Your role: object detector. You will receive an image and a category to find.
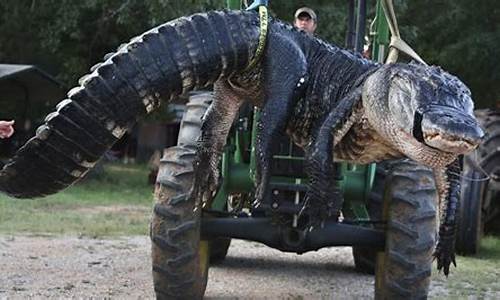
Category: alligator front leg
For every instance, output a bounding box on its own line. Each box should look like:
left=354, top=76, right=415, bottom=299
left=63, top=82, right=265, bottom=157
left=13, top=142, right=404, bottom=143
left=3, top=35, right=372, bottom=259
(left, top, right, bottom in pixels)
left=305, top=87, right=364, bottom=224
left=192, top=81, right=244, bottom=204
left=433, top=157, right=462, bottom=276
left=254, top=35, right=307, bottom=205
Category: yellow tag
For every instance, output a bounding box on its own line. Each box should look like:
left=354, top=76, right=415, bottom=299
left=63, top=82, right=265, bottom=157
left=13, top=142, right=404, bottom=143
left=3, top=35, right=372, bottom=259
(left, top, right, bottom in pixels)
left=245, top=5, right=268, bottom=71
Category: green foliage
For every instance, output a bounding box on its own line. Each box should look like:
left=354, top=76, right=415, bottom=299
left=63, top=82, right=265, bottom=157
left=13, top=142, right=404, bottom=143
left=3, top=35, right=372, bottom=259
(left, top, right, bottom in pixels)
left=0, top=0, right=498, bottom=107
left=398, top=0, right=500, bottom=108
left=0, top=0, right=224, bottom=86
left=269, top=0, right=349, bottom=45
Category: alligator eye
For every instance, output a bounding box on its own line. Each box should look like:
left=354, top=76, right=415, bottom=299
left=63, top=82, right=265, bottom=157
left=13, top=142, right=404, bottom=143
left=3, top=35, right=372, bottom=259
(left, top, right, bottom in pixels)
left=413, top=110, right=425, bottom=143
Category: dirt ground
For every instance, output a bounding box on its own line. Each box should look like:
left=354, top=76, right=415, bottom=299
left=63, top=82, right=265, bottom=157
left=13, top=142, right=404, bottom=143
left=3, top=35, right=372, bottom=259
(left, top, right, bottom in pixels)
left=0, top=235, right=451, bottom=299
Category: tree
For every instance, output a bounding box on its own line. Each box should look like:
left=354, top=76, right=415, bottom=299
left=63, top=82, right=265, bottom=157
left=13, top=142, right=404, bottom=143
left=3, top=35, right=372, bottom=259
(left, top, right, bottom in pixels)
left=0, top=0, right=497, bottom=108
left=406, top=0, right=499, bottom=108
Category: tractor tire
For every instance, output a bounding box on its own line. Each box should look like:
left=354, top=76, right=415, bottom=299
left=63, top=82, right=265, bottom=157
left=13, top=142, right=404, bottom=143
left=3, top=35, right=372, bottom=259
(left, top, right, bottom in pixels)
left=150, top=92, right=232, bottom=298
left=456, top=108, right=500, bottom=254
left=151, top=145, right=209, bottom=299
left=475, top=109, right=500, bottom=159
left=352, top=246, right=377, bottom=275
left=177, top=92, right=232, bottom=263
left=375, top=159, right=437, bottom=300
left=455, top=168, right=484, bottom=255
left=352, top=163, right=388, bottom=274
left=177, top=92, right=212, bottom=146
left=208, top=237, right=232, bottom=264
left=475, top=109, right=500, bottom=234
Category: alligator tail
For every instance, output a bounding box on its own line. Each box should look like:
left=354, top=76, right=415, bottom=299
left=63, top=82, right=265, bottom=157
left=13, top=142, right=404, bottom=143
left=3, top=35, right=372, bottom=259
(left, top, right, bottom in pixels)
left=0, top=10, right=259, bottom=198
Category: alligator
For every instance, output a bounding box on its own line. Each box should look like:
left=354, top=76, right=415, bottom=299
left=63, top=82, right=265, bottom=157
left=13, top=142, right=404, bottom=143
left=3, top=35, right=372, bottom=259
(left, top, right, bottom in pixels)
left=0, top=10, right=483, bottom=276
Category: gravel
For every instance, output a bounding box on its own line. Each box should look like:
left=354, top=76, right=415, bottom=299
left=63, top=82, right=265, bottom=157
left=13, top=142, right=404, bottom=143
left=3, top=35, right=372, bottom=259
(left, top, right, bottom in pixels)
left=0, top=235, right=450, bottom=299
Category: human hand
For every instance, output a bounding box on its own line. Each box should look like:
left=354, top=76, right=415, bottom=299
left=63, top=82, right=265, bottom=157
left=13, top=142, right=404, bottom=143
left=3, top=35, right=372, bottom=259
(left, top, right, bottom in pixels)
left=0, top=120, right=15, bottom=138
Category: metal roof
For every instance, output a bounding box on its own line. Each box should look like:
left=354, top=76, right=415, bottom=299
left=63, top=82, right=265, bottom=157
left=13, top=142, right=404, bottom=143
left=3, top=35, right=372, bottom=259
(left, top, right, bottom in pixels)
left=0, top=64, right=33, bottom=79
left=0, top=64, right=63, bottom=87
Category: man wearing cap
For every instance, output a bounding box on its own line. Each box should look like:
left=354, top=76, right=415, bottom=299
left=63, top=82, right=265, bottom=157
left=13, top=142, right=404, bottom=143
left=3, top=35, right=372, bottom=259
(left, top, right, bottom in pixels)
left=294, top=7, right=317, bottom=35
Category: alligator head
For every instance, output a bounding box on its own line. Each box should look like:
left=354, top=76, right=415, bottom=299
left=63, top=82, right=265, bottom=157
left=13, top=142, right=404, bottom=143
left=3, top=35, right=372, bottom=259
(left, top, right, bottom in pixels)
left=363, top=63, right=484, bottom=168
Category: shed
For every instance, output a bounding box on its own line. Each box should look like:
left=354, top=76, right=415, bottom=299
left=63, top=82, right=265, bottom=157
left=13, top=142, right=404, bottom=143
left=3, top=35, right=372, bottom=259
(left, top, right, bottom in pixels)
left=0, top=64, right=65, bottom=155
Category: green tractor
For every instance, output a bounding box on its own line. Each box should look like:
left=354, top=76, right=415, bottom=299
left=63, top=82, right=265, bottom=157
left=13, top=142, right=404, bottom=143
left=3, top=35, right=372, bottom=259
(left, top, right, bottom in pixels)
left=150, top=1, right=437, bottom=299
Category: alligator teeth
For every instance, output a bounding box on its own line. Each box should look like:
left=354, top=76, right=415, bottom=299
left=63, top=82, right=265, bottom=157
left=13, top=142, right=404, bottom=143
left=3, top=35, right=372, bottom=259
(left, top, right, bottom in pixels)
left=424, top=132, right=476, bottom=154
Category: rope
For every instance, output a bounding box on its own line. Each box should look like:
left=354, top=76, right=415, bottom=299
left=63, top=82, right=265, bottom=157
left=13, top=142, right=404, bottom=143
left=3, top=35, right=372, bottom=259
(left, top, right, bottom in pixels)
left=381, top=0, right=427, bottom=65
left=244, top=5, right=269, bottom=71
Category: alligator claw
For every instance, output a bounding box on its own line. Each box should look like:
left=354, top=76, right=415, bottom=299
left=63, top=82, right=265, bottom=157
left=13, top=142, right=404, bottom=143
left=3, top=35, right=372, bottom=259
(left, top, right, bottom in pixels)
left=433, top=238, right=457, bottom=276
left=192, top=153, right=221, bottom=204
left=253, top=184, right=266, bottom=207
left=301, top=191, right=338, bottom=229
left=191, top=175, right=221, bottom=206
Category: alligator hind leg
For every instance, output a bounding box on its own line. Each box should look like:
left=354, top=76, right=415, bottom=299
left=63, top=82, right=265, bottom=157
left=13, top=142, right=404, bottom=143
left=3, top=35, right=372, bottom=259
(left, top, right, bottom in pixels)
left=305, top=87, right=364, bottom=224
left=192, top=81, right=244, bottom=204
left=433, top=157, right=462, bottom=276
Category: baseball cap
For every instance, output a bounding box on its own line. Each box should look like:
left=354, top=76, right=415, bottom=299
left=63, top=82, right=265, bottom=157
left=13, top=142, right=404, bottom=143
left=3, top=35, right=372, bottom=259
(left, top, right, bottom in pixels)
left=294, top=7, right=317, bottom=22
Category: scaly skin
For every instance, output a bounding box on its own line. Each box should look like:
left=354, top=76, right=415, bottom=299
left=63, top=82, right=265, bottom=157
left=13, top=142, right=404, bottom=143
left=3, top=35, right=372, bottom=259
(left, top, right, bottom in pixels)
left=433, top=157, right=462, bottom=276
left=0, top=10, right=483, bottom=275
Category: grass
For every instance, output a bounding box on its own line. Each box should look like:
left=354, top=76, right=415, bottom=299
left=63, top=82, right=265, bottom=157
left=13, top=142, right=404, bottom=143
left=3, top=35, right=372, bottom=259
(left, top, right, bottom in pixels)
left=0, top=163, right=154, bottom=237
left=431, top=236, right=500, bottom=298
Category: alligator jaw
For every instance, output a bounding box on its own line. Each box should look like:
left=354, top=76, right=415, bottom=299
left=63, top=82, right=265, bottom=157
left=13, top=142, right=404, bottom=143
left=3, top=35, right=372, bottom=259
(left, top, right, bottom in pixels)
left=423, top=131, right=478, bottom=154
left=420, top=109, right=484, bottom=155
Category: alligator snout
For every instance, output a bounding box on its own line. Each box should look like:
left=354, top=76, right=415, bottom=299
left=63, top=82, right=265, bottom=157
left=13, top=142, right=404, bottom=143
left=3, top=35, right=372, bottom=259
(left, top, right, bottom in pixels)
left=419, top=107, right=484, bottom=154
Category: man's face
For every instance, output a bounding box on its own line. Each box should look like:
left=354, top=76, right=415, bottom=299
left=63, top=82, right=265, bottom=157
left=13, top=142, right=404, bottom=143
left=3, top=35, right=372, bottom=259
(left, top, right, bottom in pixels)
left=294, top=15, right=316, bottom=34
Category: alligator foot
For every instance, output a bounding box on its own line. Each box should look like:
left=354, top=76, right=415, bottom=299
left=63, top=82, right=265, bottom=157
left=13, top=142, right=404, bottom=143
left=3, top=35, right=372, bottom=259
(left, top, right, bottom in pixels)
left=253, top=181, right=272, bottom=208
left=191, top=150, right=221, bottom=204
left=432, top=158, right=461, bottom=276
left=301, top=186, right=341, bottom=229
left=302, top=143, right=343, bottom=228
left=191, top=171, right=221, bottom=206
left=433, top=236, right=457, bottom=276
